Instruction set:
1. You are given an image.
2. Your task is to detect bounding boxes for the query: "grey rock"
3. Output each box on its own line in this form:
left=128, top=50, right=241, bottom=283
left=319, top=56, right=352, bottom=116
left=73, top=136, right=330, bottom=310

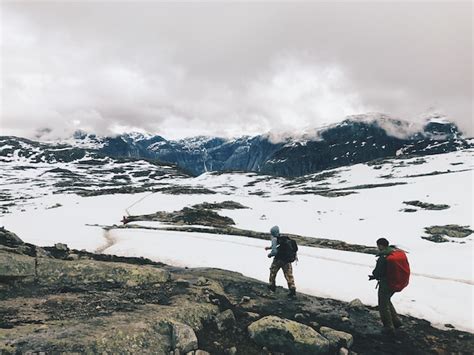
left=216, top=309, right=236, bottom=331
left=294, top=313, right=306, bottom=321
left=176, top=278, right=191, bottom=287
left=320, top=326, right=354, bottom=349
left=245, top=312, right=260, bottom=321
left=213, top=341, right=221, bottom=348
left=0, top=250, right=35, bottom=278
left=172, top=322, right=198, bottom=353
left=240, top=296, right=251, bottom=303
left=67, top=253, right=80, bottom=261
left=195, top=277, right=209, bottom=286
left=0, top=227, right=23, bottom=247
left=35, top=247, right=50, bottom=258
left=226, top=346, right=237, bottom=355
left=348, top=298, right=365, bottom=310
left=339, top=347, right=350, bottom=355
left=54, top=243, right=69, bottom=251
left=211, top=298, right=220, bottom=306
left=36, top=258, right=170, bottom=286
left=15, top=245, right=36, bottom=256
left=195, top=351, right=210, bottom=355
left=248, top=315, right=330, bottom=354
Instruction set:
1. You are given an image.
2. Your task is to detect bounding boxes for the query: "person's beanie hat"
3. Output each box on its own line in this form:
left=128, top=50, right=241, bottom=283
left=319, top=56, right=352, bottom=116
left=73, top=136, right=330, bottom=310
left=270, top=225, right=280, bottom=237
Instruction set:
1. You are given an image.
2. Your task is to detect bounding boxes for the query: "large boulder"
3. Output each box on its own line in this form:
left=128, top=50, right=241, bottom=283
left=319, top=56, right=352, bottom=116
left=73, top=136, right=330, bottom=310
left=0, top=250, right=35, bottom=279
left=215, top=309, right=236, bottom=331
left=248, top=315, right=330, bottom=354
left=348, top=298, right=366, bottom=311
left=0, top=227, right=23, bottom=247
left=171, top=322, right=199, bottom=353
left=319, top=326, right=354, bottom=349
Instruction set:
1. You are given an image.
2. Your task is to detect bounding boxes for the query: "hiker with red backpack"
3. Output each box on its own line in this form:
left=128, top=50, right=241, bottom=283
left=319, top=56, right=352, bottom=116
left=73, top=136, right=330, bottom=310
left=369, top=237, right=410, bottom=335
left=266, top=226, right=298, bottom=298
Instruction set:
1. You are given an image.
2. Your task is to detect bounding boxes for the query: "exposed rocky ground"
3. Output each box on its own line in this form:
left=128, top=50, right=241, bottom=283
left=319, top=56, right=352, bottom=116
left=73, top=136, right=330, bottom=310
left=283, top=182, right=407, bottom=197
left=1, top=228, right=473, bottom=354
left=421, top=225, right=473, bottom=243
left=403, top=201, right=450, bottom=211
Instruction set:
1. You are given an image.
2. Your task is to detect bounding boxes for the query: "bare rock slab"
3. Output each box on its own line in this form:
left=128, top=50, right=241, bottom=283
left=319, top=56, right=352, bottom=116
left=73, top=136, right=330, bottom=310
left=248, top=315, right=330, bottom=354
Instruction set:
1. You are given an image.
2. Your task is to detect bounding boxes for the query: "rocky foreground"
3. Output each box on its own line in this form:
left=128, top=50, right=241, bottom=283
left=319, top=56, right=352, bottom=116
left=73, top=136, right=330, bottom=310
left=1, top=228, right=473, bottom=355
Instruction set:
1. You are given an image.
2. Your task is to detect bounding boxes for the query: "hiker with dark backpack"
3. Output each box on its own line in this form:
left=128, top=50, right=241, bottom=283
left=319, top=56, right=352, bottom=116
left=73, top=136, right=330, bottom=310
left=266, top=226, right=298, bottom=297
left=369, top=237, right=410, bottom=335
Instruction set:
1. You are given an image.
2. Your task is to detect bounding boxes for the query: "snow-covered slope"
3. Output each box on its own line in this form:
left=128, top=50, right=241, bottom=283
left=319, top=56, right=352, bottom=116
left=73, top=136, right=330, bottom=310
left=1, top=143, right=473, bottom=332
left=0, top=136, right=190, bottom=213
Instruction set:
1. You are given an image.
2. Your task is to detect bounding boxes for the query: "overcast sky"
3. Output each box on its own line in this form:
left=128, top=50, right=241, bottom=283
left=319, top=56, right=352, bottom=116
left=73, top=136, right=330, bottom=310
left=1, top=1, right=472, bottom=139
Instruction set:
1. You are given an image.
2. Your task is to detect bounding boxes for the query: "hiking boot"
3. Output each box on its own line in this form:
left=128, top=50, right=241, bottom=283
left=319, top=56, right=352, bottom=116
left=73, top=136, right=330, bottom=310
left=267, top=284, right=276, bottom=292
left=288, top=288, right=296, bottom=298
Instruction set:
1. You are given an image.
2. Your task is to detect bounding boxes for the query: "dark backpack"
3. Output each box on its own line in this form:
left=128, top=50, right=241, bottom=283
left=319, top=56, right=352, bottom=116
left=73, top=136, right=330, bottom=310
left=277, top=237, right=298, bottom=263
left=386, top=249, right=410, bottom=292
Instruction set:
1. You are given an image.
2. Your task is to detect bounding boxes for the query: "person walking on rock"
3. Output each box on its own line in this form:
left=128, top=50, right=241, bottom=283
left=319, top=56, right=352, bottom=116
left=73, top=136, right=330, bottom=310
left=266, top=226, right=298, bottom=297
left=370, top=237, right=410, bottom=335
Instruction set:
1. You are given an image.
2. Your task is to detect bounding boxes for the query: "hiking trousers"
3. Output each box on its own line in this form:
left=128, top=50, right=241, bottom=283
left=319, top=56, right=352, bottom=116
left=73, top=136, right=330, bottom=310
left=378, top=281, right=401, bottom=330
left=269, top=258, right=296, bottom=290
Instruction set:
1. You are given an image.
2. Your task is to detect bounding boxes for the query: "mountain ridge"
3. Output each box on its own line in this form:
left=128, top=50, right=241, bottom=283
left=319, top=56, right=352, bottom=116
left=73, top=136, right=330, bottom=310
left=3, top=113, right=472, bottom=177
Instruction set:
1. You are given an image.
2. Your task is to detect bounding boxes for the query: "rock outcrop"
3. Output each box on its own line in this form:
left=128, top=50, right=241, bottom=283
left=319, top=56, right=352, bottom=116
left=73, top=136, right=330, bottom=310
left=319, top=326, right=354, bottom=349
left=248, top=315, right=330, bottom=354
left=0, top=227, right=23, bottom=248
left=1, top=229, right=473, bottom=354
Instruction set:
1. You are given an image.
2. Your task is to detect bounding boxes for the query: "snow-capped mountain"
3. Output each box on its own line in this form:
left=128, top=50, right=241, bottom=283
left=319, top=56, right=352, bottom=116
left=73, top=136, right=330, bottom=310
left=61, top=113, right=473, bottom=177
left=261, top=114, right=470, bottom=176
left=2, top=113, right=472, bottom=178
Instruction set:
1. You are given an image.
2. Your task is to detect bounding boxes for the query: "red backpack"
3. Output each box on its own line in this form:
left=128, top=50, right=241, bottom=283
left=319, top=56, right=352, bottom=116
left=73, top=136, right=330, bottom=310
left=386, top=249, right=410, bottom=292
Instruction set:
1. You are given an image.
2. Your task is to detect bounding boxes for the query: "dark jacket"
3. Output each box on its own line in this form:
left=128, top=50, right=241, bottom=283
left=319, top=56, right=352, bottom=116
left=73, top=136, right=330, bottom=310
left=372, top=246, right=395, bottom=280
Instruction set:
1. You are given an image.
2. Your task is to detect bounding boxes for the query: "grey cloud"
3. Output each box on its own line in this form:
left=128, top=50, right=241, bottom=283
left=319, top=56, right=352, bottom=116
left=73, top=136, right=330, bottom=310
left=1, top=1, right=472, bottom=139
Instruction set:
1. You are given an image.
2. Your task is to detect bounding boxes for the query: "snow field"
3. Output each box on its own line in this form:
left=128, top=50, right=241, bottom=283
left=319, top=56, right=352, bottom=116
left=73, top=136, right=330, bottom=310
left=1, top=149, right=473, bottom=331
